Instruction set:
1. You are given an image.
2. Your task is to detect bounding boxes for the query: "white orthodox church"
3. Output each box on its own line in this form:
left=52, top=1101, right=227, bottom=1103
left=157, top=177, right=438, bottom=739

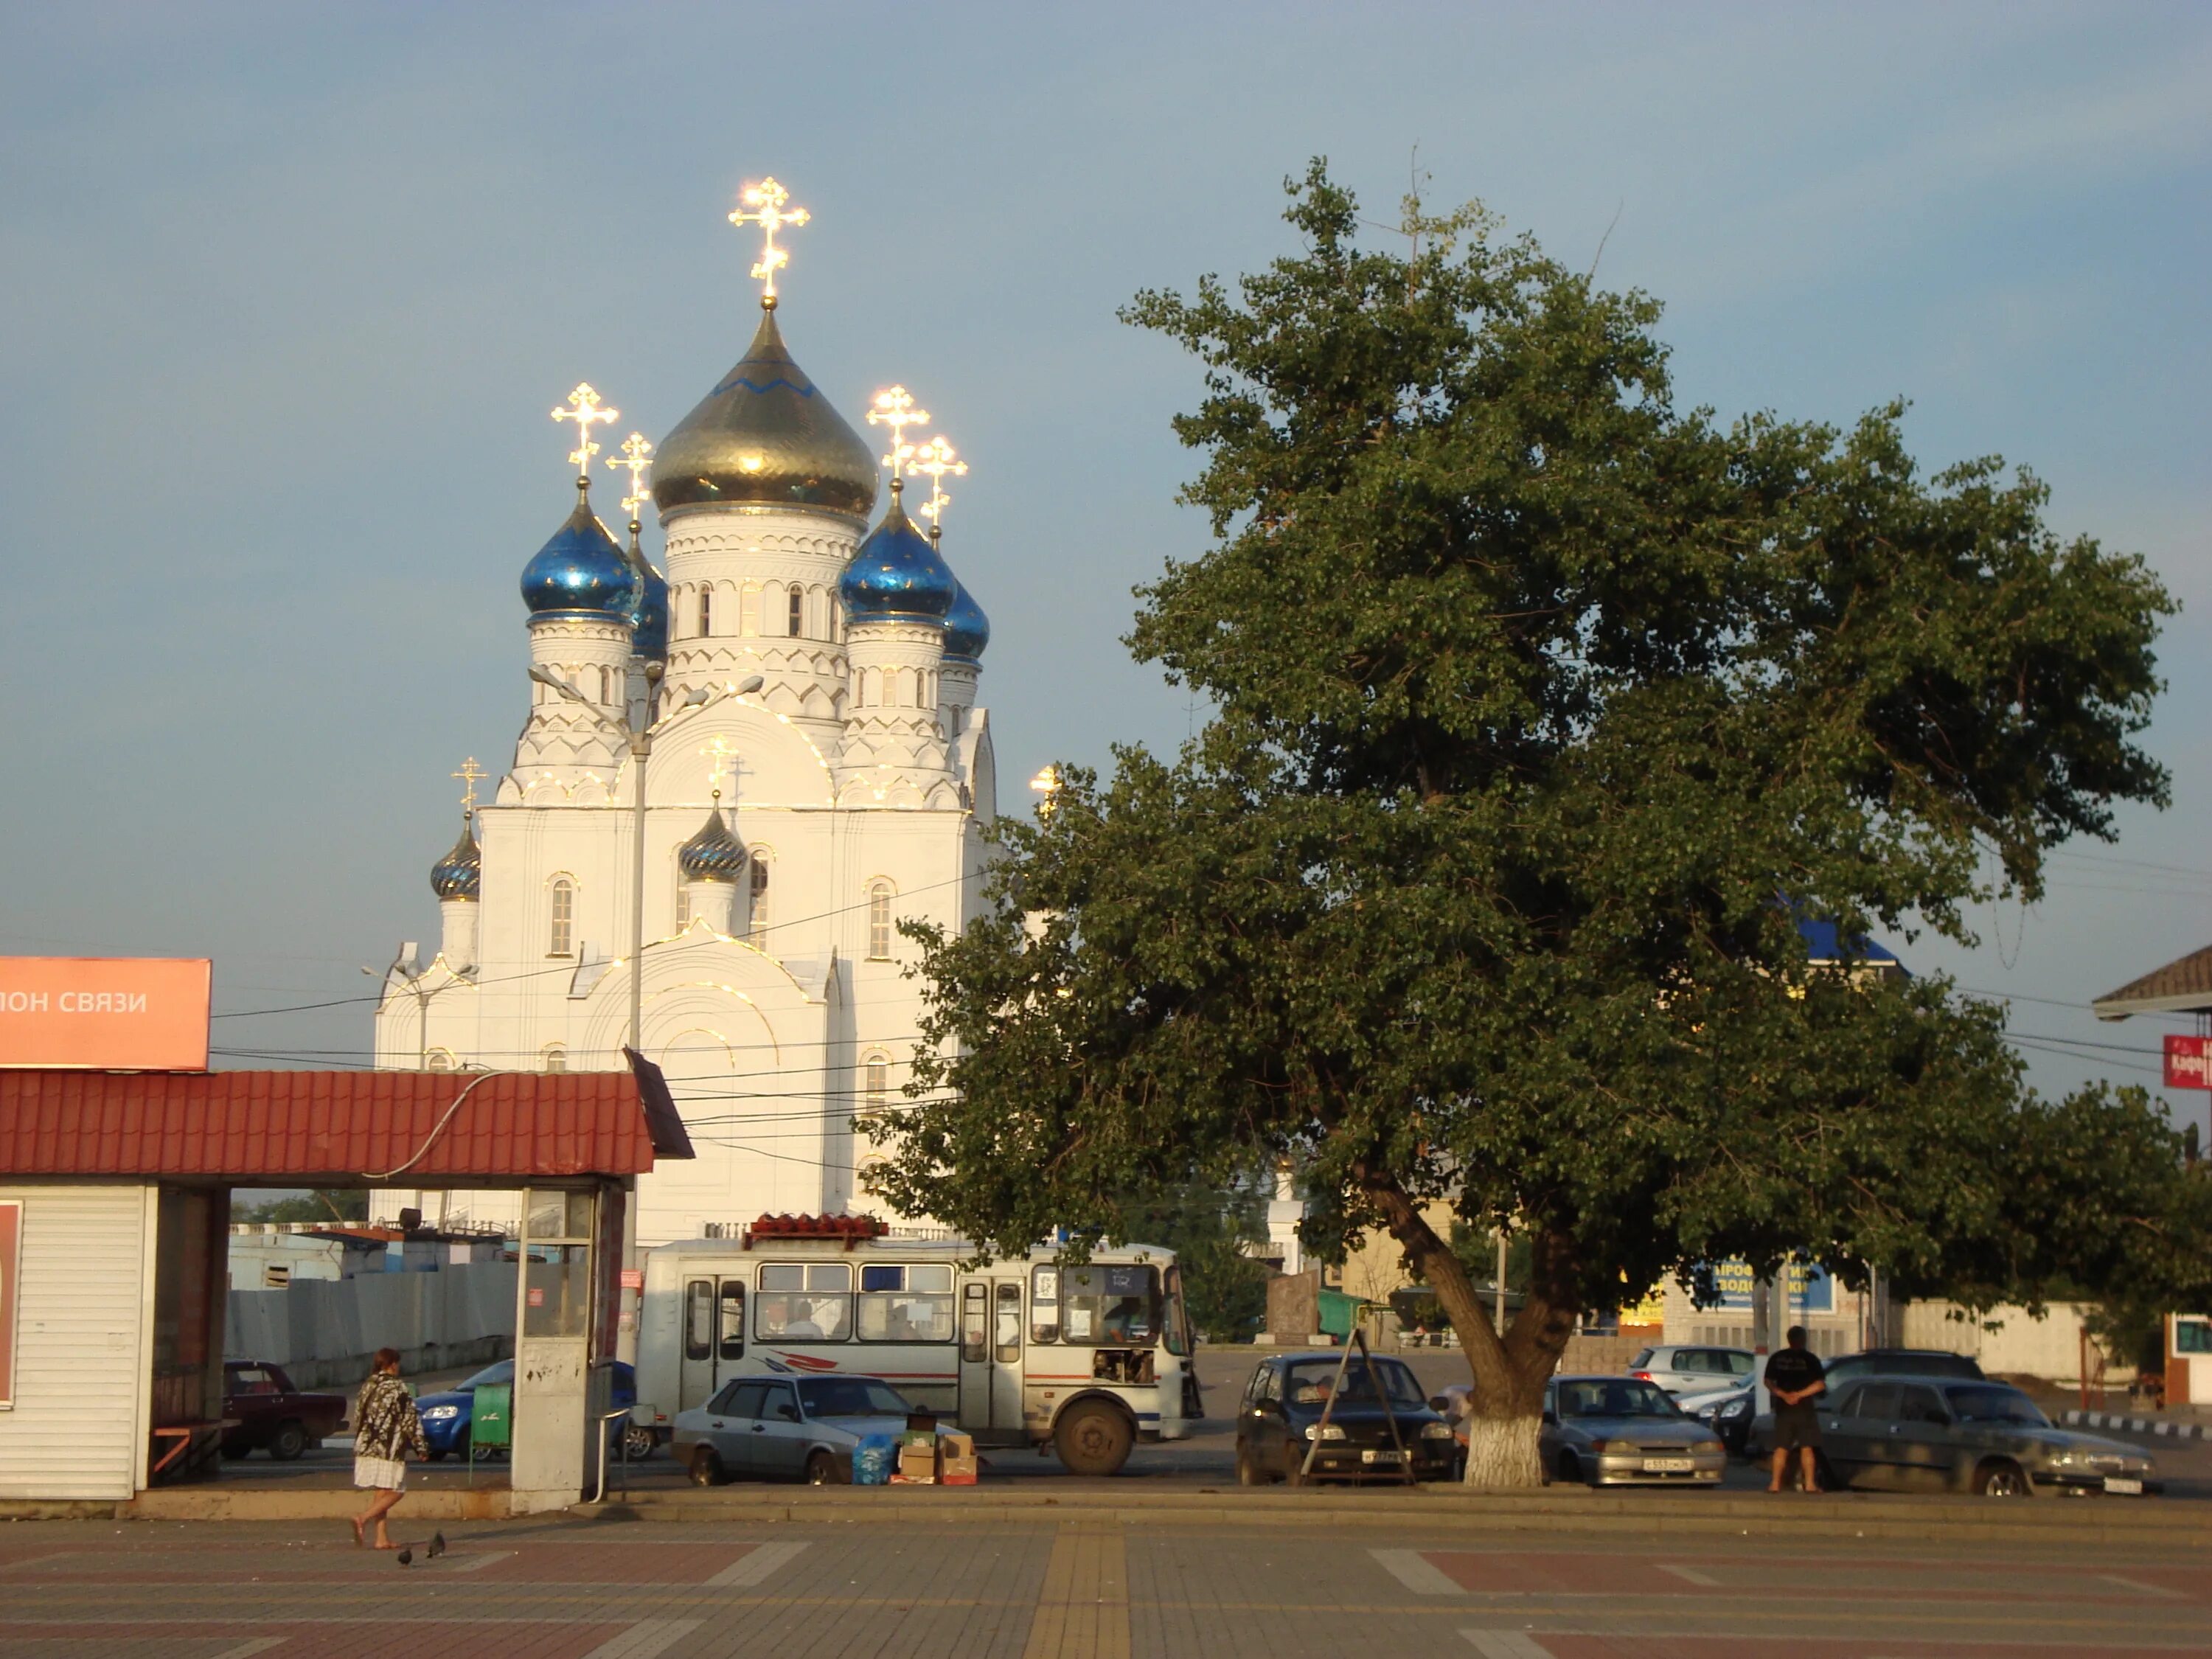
left=372, top=198, right=996, bottom=1248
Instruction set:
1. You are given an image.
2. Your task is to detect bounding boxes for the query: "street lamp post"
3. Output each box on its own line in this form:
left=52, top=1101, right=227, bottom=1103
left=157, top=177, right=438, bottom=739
left=526, top=667, right=763, bottom=1054
left=361, top=956, right=462, bottom=1071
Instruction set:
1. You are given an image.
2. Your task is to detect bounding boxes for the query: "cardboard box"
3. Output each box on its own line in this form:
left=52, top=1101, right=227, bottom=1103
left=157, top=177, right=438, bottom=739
left=938, top=1430, right=978, bottom=1486
left=892, top=1436, right=939, bottom=1484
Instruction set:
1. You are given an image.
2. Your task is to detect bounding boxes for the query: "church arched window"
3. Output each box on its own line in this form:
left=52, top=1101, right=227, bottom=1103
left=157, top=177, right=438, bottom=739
left=674, top=860, right=692, bottom=929
left=748, top=855, right=771, bottom=947
left=866, top=880, right=894, bottom=959
left=863, top=1051, right=890, bottom=1112
left=425, top=1048, right=456, bottom=1073
left=548, top=875, right=577, bottom=957
left=698, top=587, right=713, bottom=638
left=540, top=1043, right=566, bottom=1074
left=788, top=584, right=804, bottom=638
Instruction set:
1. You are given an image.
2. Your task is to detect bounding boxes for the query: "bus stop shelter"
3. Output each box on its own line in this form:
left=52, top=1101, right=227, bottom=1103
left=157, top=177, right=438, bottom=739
left=0, top=1057, right=689, bottom=1510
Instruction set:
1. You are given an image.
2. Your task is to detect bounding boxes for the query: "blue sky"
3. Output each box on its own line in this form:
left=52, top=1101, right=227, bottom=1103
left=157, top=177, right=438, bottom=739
left=1, top=1, right=2206, bottom=1132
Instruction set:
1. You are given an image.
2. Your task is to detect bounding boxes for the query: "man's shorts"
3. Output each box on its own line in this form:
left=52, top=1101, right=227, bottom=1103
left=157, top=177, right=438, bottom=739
left=1772, top=1402, right=1823, bottom=1450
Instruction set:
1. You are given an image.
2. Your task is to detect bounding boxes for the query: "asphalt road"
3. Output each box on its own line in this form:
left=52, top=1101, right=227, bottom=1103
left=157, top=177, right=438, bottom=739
left=1, top=1511, right=2203, bottom=1657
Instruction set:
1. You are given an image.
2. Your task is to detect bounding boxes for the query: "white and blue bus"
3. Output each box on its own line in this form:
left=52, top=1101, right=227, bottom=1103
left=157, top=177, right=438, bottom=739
left=633, top=1217, right=1198, bottom=1475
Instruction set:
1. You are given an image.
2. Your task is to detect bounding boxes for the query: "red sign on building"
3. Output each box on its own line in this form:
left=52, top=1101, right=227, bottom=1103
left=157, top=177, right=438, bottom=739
left=2166, top=1034, right=2212, bottom=1091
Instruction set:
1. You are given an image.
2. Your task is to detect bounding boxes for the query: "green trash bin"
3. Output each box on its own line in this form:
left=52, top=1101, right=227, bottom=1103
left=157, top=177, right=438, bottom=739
left=470, top=1382, right=512, bottom=1464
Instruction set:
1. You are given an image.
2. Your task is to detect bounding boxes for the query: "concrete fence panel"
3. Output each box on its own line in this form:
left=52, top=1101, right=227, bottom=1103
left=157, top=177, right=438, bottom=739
left=226, top=1264, right=518, bottom=1388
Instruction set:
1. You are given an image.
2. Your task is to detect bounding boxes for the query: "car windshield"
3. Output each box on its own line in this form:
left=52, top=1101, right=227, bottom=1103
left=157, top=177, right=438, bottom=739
left=797, top=1377, right=912, bottom=1418
left=1944, top=1385, right=2048, bottom=1426
left=1284, top=1360, right=1427, bottom=1410
left=1556, top=1380, right=1680, bottom=1419
left=460, top=1361, right=514, bottom=1391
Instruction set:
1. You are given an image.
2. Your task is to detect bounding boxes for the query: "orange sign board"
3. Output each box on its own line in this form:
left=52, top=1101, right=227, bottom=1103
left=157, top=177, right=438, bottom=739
left=0, top=958, right=212, bottom=1071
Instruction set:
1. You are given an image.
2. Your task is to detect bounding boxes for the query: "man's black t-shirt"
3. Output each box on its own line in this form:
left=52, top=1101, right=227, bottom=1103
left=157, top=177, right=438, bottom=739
left=1764, top=1346, right=1826, bottom=1400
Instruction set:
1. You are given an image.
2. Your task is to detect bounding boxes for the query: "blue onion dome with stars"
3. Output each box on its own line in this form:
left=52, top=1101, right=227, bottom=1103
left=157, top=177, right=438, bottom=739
left=838, top=480, right=957, bottom=625
left=429, top=813, right=481, bottom=902
left=521, top=478, right=638, bottom=620
left=653, top=305, right=878, bottom=519
left=678, top=801, right=748, bottom=885
left=942, top=577, right=990, bottom=664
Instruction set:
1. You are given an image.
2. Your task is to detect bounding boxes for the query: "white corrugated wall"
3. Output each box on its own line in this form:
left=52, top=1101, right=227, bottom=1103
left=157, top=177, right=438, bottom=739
left=0, top=1184, right=153, bottom=1500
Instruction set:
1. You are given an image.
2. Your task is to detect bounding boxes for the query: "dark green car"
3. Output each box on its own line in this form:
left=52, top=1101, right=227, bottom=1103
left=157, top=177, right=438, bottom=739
left=1818, top=1378, right=2158, bottom=1497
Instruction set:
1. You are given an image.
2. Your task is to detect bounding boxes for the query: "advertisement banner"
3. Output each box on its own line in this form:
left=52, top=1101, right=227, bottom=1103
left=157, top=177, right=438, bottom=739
left=0, top=958, right=212, bottom=1071
left=0, top=1201, right=19, bottom=1410
left=1703, top=1259, right=1834, bottom=1315
left=2166, top=1034, right=2211, bottom=1091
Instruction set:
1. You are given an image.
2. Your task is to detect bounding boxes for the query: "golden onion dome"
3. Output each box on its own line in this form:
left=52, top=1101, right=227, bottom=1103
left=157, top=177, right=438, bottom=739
left=652, top=302, right=877, bottom=520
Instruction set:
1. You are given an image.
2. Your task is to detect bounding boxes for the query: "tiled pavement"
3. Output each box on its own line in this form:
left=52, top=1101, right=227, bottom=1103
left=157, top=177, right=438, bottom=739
left=0, top=1517, right=2205, bottom=1657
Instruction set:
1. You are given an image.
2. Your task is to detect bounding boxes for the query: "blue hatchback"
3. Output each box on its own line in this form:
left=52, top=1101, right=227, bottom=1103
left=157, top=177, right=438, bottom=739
left=416, top=1360, right=639, bottom=1460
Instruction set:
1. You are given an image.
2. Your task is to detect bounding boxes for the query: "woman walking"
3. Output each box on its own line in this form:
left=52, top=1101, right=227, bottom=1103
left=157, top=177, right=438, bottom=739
left=351, top=1347, right=427, bottom=1549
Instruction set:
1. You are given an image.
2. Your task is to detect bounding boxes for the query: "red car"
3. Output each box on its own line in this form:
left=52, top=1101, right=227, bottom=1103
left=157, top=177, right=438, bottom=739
left=222, top=1360, right=347, bottom=1460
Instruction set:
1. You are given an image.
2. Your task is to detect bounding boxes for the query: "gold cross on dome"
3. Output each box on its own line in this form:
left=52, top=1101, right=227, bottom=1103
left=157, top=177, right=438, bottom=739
left=451, top=757, right=486, bottom=813
left=866, top=386, right=931, bottom=480
left=608, top=431, right=655, bottom=524
left=703, top=735, right=737, bottom=801
left=728, top=176, right=809, bottom=303
left=551, top=383, right=619, bottom=478
left=910, top=433, right=967, bottom=531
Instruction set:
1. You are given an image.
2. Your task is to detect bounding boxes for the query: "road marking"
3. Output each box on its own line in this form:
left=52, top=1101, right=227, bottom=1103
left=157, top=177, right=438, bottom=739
left=2101, top=1573, right=2187, bottom=1600
left=580, top=1619, right=702, bottom=1659
left=704, top=1540, right=809, bottom=1587
left=210, top=1641, right=287, bottom=1659
left=1659, top=1563, right=1722, bottom=1587
left=1025, top=1526, right=1130, bottom=1659
left=1461, top=1632, right=1554, bottom=1658
left=1371, top=1548, right=1464, bottom=1596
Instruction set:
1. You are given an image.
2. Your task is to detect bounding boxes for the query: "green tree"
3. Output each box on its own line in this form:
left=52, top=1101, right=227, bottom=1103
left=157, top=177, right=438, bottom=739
left=230, top=1189, right=367, bottom=1225
left=874, top=163, right=2208, bottom=1484
left=1113, top=1180, right=1272, bottom=1341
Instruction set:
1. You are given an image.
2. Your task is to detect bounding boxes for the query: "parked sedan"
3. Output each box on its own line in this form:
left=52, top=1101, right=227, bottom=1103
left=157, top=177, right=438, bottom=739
left=1628, top=1344, right=1754, bottom=1397
left=1543, top=1375, right=1726, bottom=1486
left=1814, top=1378, right=2158, bottom=1497
left=220, top=1360, right=347, bottom=1461
left=1742, top=1349, right=1984, bottom=1458
left=1235, top=1352, right=1460, bottom=1485
left=675, top=1373, right=915, bottom=1486
left=418, top=1360, right=644, bottom=1460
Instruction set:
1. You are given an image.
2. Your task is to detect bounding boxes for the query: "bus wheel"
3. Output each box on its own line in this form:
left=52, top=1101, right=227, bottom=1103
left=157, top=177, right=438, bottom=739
left=1054, top=1401, right=1134, bottom=1477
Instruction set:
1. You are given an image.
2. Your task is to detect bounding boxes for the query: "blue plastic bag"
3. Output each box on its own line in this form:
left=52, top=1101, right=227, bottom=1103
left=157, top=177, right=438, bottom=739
left=851, top=1433, right=897, bottom=1486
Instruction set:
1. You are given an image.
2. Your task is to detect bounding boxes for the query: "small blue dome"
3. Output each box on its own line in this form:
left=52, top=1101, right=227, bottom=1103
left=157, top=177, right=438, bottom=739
left=678, top=803, right=748, bottom=884
left=942, top=579, right=990, bottom=664
left=430, top=814, right=481, bottom=902
left=630, top=557, right=669, bottom=661
left=838, top=482, right=956, bottom=625
left=521, top=481, right=636, bottom=619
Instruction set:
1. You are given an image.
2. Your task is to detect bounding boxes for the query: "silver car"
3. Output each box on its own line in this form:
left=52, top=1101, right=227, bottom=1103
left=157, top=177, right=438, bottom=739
left=674, top=1373, right=914, bottom=1486
left=1628, top=1343, right=1755, bottom=1396
left=1542, top=1374, right=1728, bottom=1486
left=1806, top=1377, right=2158, bottom=1498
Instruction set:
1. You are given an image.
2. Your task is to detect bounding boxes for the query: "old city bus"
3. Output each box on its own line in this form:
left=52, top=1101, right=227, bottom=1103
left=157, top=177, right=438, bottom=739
left=632, top=1216, right=1200, bottom=1476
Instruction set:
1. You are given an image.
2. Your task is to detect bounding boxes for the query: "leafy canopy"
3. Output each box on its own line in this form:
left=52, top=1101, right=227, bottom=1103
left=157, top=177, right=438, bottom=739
left=874, top=162, right=2195, bottom=1402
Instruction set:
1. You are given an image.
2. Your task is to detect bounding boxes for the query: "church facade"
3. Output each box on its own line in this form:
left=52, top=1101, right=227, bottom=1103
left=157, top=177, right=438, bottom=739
left=372, top=221, right=995, bottom=1249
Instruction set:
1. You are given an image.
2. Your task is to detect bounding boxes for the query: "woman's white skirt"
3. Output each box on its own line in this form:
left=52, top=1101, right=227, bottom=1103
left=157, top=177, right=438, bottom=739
left=352, top=1455, right=406, bottom=1492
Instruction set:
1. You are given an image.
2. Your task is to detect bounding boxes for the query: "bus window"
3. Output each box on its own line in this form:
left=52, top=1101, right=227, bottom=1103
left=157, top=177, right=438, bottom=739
left=1060, top=1265, right=1160, bottom=1346
left=995, top=1281, right=1022, bottom=1363
left=1164, top=1265, right=1192, bottom=1356
left=684, top=1279, right=714, bottom=1362
left=961, top=1281, right=987, bottom=1362
left=857, top=1263, right=954, bottom=1342
left=1030, top=1265, right=1060, bottom=1343
left=718, top=1280, right=745, bottom=1360
left=755, top=1263, right=852, bottom=1340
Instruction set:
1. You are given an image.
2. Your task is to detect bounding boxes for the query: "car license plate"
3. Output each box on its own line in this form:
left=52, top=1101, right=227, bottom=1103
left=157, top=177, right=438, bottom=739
left=2103, top=1475, right=2143, bottom=1495
left=1642, top=1456, right=1694, bottom=1472
left=1361, top=1448, right=1404, bottom=1464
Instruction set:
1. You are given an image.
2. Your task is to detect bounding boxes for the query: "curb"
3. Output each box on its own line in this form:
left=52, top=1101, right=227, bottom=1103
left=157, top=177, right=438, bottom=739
left=2064, top=1409, right=2209, bottom=1441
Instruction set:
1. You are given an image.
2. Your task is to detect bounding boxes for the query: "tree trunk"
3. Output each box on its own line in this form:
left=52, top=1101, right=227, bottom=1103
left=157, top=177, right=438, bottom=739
left=1352, top=1164, right=1579, bottom=1488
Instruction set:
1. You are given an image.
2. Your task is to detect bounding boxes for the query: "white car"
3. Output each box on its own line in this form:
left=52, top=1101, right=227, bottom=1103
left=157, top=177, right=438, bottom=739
left=1628, top=1344, right=1754, bottom=1396
left=674, top=1372, right=915, bottom=1486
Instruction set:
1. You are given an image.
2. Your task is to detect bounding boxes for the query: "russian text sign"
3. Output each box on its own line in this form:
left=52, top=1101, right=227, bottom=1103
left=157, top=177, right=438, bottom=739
left=1703, top=1259, right=1834, bottom=1315
left=2166, top=1034, right=2211, bottom=1091
left=0, top=958, right=212, bottom=1071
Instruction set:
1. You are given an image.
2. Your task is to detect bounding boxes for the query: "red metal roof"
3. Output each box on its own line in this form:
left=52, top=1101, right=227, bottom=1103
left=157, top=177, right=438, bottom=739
left=0, top=1068, right=682, bottom=1182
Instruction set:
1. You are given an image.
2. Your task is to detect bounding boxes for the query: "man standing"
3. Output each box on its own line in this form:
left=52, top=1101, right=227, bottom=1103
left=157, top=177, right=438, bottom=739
left=1764, top=1324, right=1826, bottom=1492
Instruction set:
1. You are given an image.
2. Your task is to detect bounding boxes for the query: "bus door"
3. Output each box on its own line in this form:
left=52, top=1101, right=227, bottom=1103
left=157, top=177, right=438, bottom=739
left=958, top=1276, right=1024, bottom=1434
left=678, top=1273, right=747, bottom=1412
